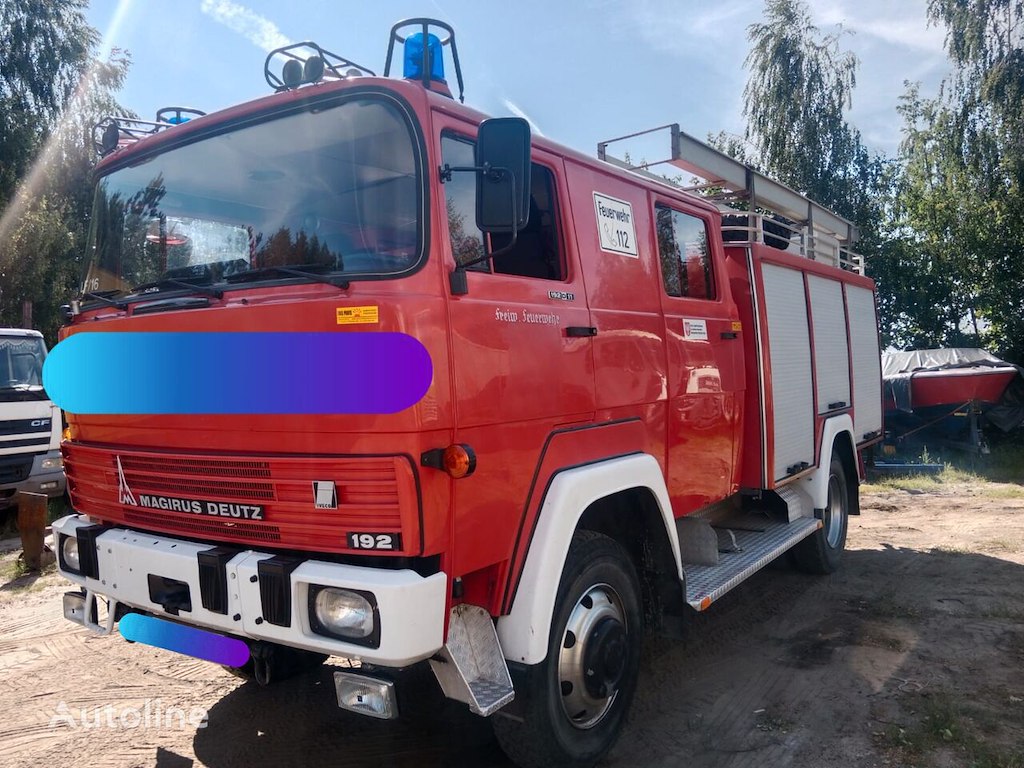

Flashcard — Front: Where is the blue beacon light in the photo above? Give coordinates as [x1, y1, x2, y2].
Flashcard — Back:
[403, 32, 445, 82]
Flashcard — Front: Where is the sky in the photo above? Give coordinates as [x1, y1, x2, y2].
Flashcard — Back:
[82, 0, 952, 166]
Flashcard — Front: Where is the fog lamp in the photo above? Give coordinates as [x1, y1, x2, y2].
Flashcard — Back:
[334, 672, 397, 719]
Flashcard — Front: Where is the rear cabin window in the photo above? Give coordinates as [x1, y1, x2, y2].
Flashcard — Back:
[441, 134, 564, 281]
[655, 205, 716, 300]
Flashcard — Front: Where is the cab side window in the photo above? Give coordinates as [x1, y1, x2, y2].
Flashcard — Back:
[655, 205, 716, 300]
[441, 133, 564, 281]
[441, 135, 488, 272]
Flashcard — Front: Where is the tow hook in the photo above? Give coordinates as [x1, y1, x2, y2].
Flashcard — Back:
[251, 642, 274, 686]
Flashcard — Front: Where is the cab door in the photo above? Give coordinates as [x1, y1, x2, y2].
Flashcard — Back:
[434, 116, 595, 575]
[653, 198, 743, 513]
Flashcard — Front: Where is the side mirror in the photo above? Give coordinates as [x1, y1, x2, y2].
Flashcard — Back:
[475, 117, 531, 233]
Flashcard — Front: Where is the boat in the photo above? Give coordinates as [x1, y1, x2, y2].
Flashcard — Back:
[882, 348, 1024, 454]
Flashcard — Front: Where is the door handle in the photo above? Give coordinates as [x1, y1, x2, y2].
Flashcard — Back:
[565, 326, 598, 338]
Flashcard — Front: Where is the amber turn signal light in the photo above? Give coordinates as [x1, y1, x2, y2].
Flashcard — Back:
[421, 444, 477, 478]
[443, 444, 476, 479]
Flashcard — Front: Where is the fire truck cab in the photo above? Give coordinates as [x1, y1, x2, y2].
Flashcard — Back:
[53, 19, 882, 768]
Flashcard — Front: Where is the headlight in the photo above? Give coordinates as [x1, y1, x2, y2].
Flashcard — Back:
[41, 456, 63, 471]
[61, 535, 81, 572]
[313, 588, 374, 639]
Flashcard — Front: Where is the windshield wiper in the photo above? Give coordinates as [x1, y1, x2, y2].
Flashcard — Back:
[81, 290, 129, 309]
[130, 277, 224, 300]
[225, 263, 350, 290]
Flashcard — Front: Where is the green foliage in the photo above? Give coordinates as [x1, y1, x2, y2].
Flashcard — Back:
[737, 0, 1024, 360]
[737, 0, 892, 334]
[0, 0, 96, 201]
[0, 0, 130, 344]
[883, 0, 1024, 360]
[742, 0, 887, 229]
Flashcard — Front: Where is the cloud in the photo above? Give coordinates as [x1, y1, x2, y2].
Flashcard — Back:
[806, 0, 946, 55]
[501, 98, 544, 136]
[608, 0, 760, 52]
[200, 0, 291, 52]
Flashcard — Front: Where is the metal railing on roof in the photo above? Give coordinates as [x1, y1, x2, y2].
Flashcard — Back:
[597, 124, 865, 275]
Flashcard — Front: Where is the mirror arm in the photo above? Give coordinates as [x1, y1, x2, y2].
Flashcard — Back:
[449, 170, 519, 296]
[453, 169, 517, 270]
[439, 163, 483, 184]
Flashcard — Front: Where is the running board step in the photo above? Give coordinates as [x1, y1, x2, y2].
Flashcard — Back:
[429, 604, 514, 716]
[682, 516, 821, 611]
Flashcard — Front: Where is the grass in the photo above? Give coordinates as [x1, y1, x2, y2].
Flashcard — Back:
[868, 591, 923, 620]
[0, 550, 57, 591]
[0, 555, 26, 583]
[977, 604, 1024, 621]
[879, 692, 1024, 768]
[863, 466, 980, 493]
[865, 442, 1024, 494]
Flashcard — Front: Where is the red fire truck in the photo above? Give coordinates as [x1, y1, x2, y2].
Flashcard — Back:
[53, 18, 882, 768]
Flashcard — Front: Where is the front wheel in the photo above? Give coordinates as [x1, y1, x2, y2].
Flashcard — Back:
[493, 530, 642, 768]
[791, 453, 850, 574]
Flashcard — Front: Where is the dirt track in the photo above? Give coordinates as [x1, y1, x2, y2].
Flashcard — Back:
[1, 483, 1022, 768]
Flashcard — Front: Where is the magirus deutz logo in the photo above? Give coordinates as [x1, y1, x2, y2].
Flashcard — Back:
[116, 456, 265, 520]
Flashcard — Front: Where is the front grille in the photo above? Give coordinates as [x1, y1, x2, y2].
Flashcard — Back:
[118, 456, 271, 479]
[0, 455, 34, 484]
[120, 474, 275, 501]
[64, 443, 417, 555]
[125, 509, 282, 543]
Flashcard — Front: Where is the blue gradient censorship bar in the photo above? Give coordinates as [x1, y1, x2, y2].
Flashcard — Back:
[119, 613, 251, 667]
[43, 332, 433, 414]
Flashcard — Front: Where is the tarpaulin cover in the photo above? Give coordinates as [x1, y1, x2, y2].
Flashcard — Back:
[881, 348, 1024, 431]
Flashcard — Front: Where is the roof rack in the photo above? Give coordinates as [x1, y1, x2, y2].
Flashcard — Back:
[597, 124, 864, 274]
[94, 108, 206, 157]
[264, 42, 375, 92]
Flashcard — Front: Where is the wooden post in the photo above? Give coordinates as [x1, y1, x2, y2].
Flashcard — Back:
[17, 491, 47, 571]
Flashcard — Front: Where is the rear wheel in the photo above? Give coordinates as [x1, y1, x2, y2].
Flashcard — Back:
[791, 454, 850, 574]
[493, 531, 642, 768]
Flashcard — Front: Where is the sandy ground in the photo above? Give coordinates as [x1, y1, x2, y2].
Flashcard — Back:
[1, 482, 1022, 768]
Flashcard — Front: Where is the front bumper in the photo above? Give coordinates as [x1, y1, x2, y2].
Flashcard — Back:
[52, 514, 447, 667]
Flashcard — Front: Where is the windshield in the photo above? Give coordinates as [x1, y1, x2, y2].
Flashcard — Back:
[83, 96, 422, 296]
[0, 336, 47, 401]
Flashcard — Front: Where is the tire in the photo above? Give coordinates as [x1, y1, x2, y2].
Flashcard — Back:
[493, 531, 642, 768]
[222, 642, 327, 686]
[790, 454, 850, 574]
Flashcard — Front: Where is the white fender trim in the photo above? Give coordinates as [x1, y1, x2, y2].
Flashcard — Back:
[797, 414, 855, 509]
[496, 453, 680, 665]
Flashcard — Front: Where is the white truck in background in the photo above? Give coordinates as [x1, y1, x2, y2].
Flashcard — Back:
[0, 329, 65, 514]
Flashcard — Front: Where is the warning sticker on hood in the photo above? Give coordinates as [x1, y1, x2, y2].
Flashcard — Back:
[336, 306, 379, 325]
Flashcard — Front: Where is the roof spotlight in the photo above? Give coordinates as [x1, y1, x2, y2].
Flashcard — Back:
[282, 59, 303, 88]
[303, 55, 325, 83]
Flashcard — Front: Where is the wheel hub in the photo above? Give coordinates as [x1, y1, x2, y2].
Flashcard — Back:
[557, 583, 628, 730]
[582, 618, 627, 699]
